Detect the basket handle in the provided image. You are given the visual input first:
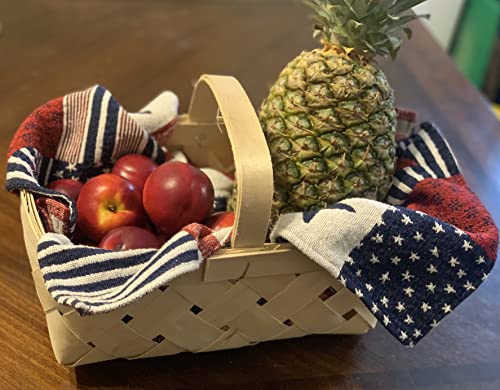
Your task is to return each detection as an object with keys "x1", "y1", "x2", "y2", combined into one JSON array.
[{"x1": 188, "y1": 75, "x2": 274, "y2": 248}]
